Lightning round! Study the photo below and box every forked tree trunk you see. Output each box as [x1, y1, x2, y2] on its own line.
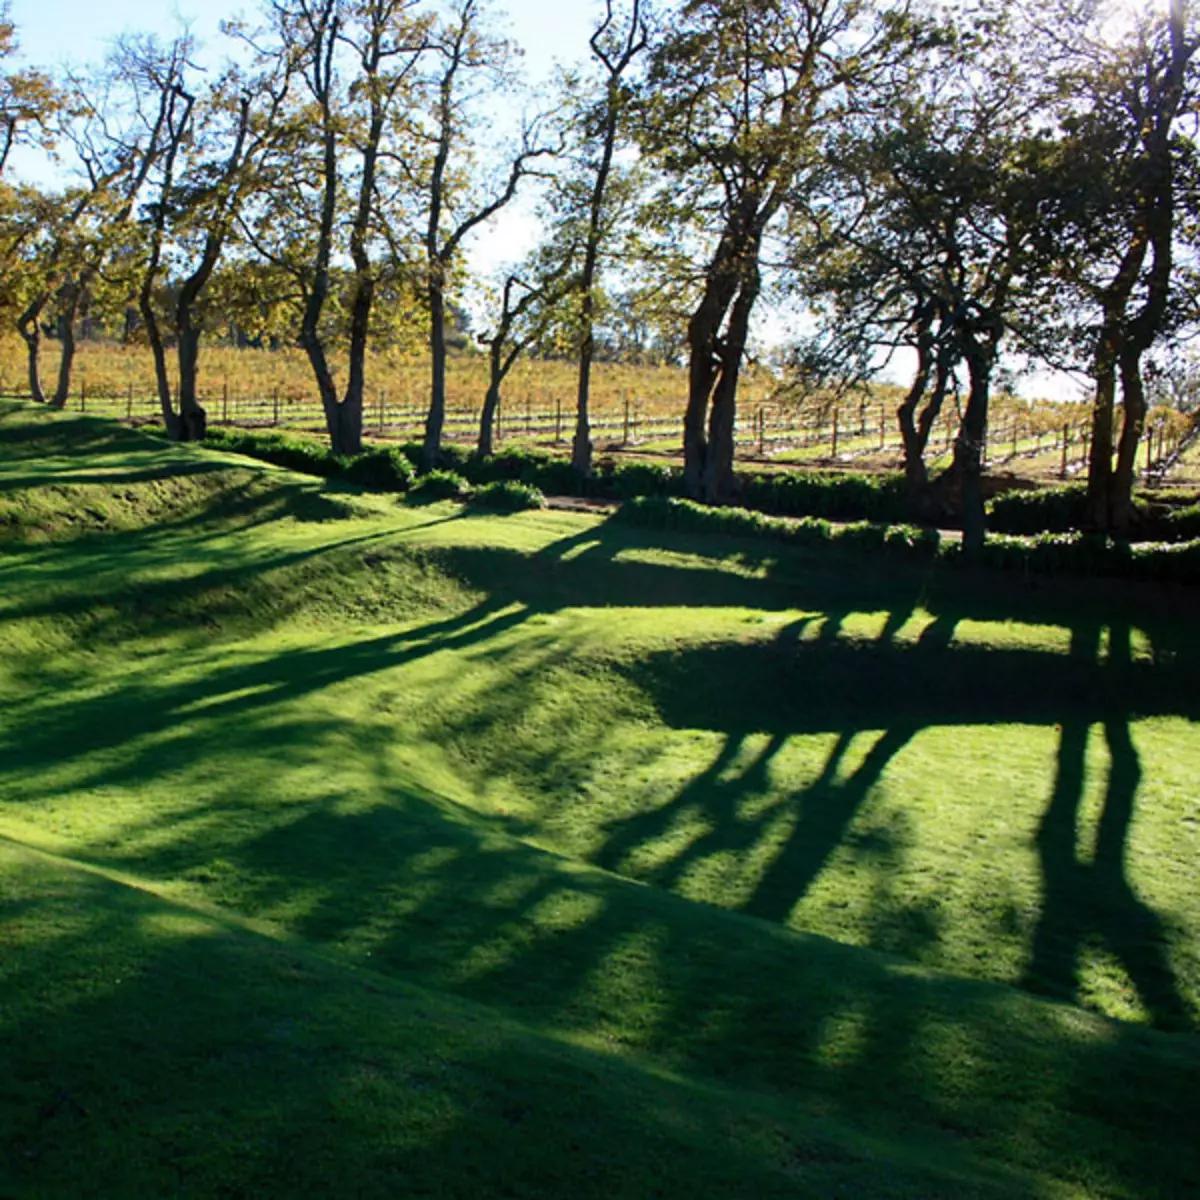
[327, 397, 364, 460]
[682, 194, 775, 502]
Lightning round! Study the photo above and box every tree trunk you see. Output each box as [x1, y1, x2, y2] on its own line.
[18, 303, 46, 406]
[327, 399, 363, 461]
[140, 280, 183, 441]
[1111, 345, 1148, 533]
[704, 374, 737, 503]
[302, 328, 342, 454]
[572, 326, 595, 475]
[573, 9, 644, 475]
[175, 320, 208, 443]
[682, 226, 743, 499]
[682, 191, 776, 501]
[896, 308, 948, 502]
[477, 332, 508, 459]
[682, 328, 716, 498]
[1087, 369, 1117, 527]
[955, 342, 993, 558]
[300, 235, 342, 453]
[304, 32, 342, 457]
[422, 276, 448, 472]
[702, 273, 758, 503]
[50, 293, 80, 411]
[897, 359, 932, 497]
[478, 380, 501, 459]
[339, 273, 373, 460]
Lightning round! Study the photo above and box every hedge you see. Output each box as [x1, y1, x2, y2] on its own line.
[204, 427, 344, 478]
[613, 496, 941, 562]
[198, 429, 1199, 580]
[986, 483, 1200, 542]
[467, 480, 547, 512]
[408, 469, 473, 502]
[615, 497, 1200, 584]
[737, 469, 910, 523]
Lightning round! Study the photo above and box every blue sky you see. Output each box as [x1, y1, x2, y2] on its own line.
[8, 0, 597, 82]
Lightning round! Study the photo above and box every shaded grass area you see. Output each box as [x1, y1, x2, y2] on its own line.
[7, 843, 1027, 1200]
[2, 404, 1199, 1197]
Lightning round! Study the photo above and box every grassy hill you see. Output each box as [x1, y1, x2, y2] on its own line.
[1, 402, 1197, 1198]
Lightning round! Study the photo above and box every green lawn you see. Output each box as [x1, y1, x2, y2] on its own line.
[1, 402, 1198, 1198]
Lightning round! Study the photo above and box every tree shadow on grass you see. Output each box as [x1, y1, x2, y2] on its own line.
[1024, 621, 1193, 1030]
[1, 495, 1198, 1198]
[597, 604, 1196, 1028]
[5, 844, 938, 1200]
[596, 611, 956, 919]
[6, 746, 1194, 1199]
[1, 515, 1198, 1194]
[0, 406, 158, 460]
[4, 513, 1197, 1039]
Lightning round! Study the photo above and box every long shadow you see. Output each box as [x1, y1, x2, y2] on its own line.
[595, 730, 779, 879]
[745, 725, 915, 923]
[0, 594, 529, 793]
[0, 407, 159, 460]
[14, 834, 1195, 1198]
[742, 613, 957, 920]
[597, 611, 954, 922]
[1, 555, 1196, 1195]
[1024, 621, 1194, 1030]
[592, 612, 846, 885]
[3, 460, 1198, 1050]
[617, 616, 1199, 738]
[0, 460, 235, 492]
[2, 845, 899, 1200]
[3, 408, 1199, 1195]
